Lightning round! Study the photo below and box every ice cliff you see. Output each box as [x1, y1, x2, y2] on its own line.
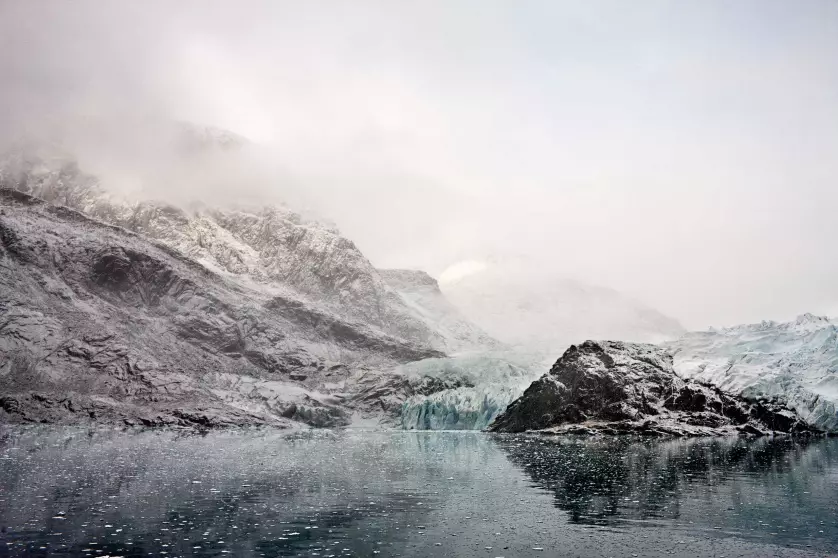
[395, 353, 541, 430]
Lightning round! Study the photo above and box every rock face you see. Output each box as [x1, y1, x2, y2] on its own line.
[489, 341, 821, 436]
[0, 188, 456, 428]
[0, 150, 494, 355]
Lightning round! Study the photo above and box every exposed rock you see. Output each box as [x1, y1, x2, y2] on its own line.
[489, 341, 821, 436]
[0, 188, 449, 428]
[0, 151, 499, 355]
[0, 393, 287, 429]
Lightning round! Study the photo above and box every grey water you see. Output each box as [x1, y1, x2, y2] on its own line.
[0, 428, 836, 558]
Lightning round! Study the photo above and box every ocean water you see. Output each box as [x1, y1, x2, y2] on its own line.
[0, 427, 836, 557]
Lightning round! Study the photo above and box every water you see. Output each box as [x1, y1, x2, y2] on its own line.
[1, 428, 836, 557]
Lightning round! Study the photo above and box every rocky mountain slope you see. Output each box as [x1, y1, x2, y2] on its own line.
[666, 313, 838, 432]
[490, 341, 821, 436]
[0, 188, 461, 427]
[439, 259, 684, 354]
[0, 145, 501, 353]
[0, 137, 508, 429]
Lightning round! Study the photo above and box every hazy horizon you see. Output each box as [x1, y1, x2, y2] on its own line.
[2, 0, 837, 329]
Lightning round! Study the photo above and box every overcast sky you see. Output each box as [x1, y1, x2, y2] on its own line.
[1, 0, 837, 328]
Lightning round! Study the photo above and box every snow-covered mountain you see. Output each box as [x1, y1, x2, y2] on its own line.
[666, 313, 838, 432]
[0, 147, 496, 355]
[0, 140, 502, 428]
[439, 259, 685, 354]
[0, 188, 453, 427]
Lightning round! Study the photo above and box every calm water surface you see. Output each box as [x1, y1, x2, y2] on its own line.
[0, 427, 836, 557]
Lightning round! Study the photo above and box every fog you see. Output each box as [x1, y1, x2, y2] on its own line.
[1, 0, 837, 329]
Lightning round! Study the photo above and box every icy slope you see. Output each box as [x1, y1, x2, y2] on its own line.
[666, 314, 838, 432]
[440, 259, 684, 354]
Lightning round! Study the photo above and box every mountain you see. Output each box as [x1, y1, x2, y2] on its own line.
[0, 188, 450, 426]
[439, 259, 685, 354]
[0, 147, 496, 355]
[489, 340, 820, 436]
[0, 143, 499, 428]
[666, 313, 838, 432]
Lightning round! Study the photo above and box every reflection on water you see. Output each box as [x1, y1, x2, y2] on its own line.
[0, 427, 836, 558]
[494, 436, 838, 542]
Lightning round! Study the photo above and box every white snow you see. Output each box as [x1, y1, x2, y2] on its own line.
[666, 313, 838, 431]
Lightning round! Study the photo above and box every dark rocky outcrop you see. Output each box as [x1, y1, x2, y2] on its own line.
[489, 341, 820, 436]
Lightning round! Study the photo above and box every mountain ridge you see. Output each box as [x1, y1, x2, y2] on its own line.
[0, 148, 498, 355]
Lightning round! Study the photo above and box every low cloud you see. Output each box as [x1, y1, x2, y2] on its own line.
[2, 0, 837, 328]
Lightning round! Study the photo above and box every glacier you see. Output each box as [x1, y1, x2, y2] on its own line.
[400, 383, 524, 431]
[396, 352, 544, 430]
[666, 313, 838, 432]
